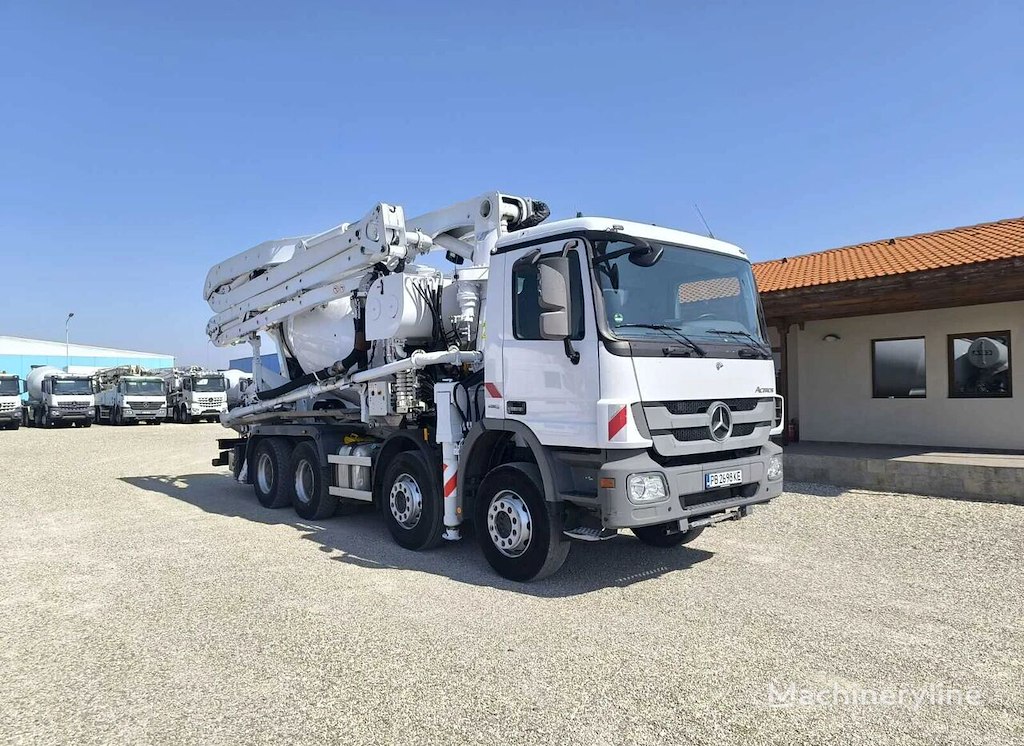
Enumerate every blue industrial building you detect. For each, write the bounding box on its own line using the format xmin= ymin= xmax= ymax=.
xmin=228 ymin=354 xmax=281 ymax=374
xmin=0 ymin=336 xmax=174 ymax=385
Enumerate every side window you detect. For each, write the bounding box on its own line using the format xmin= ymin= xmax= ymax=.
xmin=948 ymin=331 xmax=1012 ymax=398
xmin=512 ymin=249 xmax=585 ymax=341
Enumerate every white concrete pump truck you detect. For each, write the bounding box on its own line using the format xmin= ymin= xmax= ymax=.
xmin=93 ymin=366 xmax=167 ymax=425
xmin=155 ymin=367 xmax=228 ymax=423
xmin=207 ymin=191 xmax=784 ymax=581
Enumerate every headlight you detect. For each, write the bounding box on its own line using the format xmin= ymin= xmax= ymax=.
xmin=627 ymin=472 xmax=669 ymax=504
xmin=767 ymin=455 xmax=783 ymax=481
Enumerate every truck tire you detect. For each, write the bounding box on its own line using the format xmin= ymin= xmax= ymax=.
xmin=290 ymin=441 xmax=338 ymax=521
xmin=114 ymin=408 xmax=123 ymax=426
xmin=631 ymin=523 xmax=705 ymax=548
xmin=252 ymin=438 xmax=293 ymax=509
xmin=10 ymin=420 xmax=19 ymax=431
xmin=475 ymin=462 xmax=570 ymax=582
xmin=380 ymin=450 xmax=445 ymax=551
xmin=82 ymin=420 xmax=92 ymax=428
xmin=182 ymin=406 xmax=193 ymax=424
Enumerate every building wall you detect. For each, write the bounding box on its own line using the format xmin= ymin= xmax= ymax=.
xmin=228 ymin=354 xmax=281 ymax=374
xmin=0 ymin=354 xmax=175 ymax=388
xmin=791 ymin=300 xmax=1023 ymax=449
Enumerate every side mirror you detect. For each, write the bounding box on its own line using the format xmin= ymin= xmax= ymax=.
xmin=628 ymin=244 xmax=663 ymax=267
xmin=537 ymin=256 xmax=572 ymax=340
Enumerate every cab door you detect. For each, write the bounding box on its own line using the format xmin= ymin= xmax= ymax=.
xmin=499 ymin=239 xmax=601 ymax=447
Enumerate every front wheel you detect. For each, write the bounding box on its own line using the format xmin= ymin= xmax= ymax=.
xmin=379 ymin=450 xmax=445 ymax=550
xmin=475 ymin=463 xmax=570 ymax=582
xmin=631 ymin=523 xmax=705 ymax=548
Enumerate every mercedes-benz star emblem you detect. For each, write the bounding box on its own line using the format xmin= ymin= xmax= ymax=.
xmin=708 ymin=401 xmax=733 ymax=442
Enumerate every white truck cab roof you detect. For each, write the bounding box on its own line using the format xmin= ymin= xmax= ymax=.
xmin=497 ymin=216 xmax=749 ymax=262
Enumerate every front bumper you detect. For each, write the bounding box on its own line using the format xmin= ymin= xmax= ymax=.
xmin=1 ymin=410 xmax=21 ymax=423
xmin=123 ymin=410 xmax=165 ymax=420
xmin=51 ymin=409 xmax=93 ymax=421
xmin=598 ymin=441 xmax=783 ymax=529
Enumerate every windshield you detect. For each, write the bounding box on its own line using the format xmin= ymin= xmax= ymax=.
xmin=592 ymin=239 xmax=768 ymax=354
xmin=52 ymin=378 xmax=93 ymax=395
xmin=0 ymin=379 xmax=19 ymax=395
xmin=192 ymin=376 xmax=226 ymax=392
xmin=124 ymin=379 xmax=165 ymax=396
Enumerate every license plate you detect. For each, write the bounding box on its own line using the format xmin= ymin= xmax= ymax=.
xmin=705 ymin=469 xmax=742 ymax=489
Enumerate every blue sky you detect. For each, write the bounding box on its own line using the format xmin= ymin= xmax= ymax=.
xmin=2 ymin=1 xmax=1021 ymax=366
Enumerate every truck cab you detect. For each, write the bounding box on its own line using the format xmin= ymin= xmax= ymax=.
xmin=172 ymin=373 xmax=228 ymax=423
xmin=476 ymin=218 xmax=783 ymax=548
xmin=0 ymin=374 xmax=22 ymax=430
xmin=96 ymin=376 xmax=167 ymax=425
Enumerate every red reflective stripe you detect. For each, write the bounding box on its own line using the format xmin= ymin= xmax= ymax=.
xmin=484 ymin=382 xmax=502 ymax=398
xmin=608 ymin=406 xmax=628 ymax=440
xmin=444 ymin=473 xmax=458 ymax=497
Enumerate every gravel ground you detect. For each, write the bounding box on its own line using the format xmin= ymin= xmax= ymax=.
xmin=1 ymin=423 xmax=1021 ymax=745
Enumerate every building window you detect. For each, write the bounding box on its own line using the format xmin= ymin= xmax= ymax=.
xmin=948 ymin=331 xmax=1012 ymax=398
xmin=512 ymin=250 xmax=585 ymax=341
xmin=872 ymin=337 xmax=926 ymax=398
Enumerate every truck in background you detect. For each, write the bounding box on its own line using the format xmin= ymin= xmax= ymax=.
xmin=93 ymin=366 xmax=167 ymax=425
xmin=23 ymin=366 xmax=95 ymax=428
xmin=223 ymin=369 xmax=254 ymax=410
xmin=205 ymin=191 xmax=784 ymax=582
xmin=0 ymin=372 xmax=22 ymax=430
xmin=155 ymin=367 xmax=228 ymax=423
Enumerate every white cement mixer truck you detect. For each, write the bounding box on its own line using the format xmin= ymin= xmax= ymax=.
xmin=206 ymin=191 xmax=784 ymax=581
xmin=24 ymin=366 xmax=95 ymax=428
xmin=93 ymin=366 xmax=167 ymax=425
xmin=0 ymin=373 xmax=22 ymax=430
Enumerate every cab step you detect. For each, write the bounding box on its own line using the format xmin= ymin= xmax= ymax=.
xmin=563 ymin=527 xmax=618 ymax=542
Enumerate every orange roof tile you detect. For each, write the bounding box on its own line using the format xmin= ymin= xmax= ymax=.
xmin=753 ymin=216 xmax=1024 ymax=293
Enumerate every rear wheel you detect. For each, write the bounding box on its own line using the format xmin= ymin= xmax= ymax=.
xmin=631 ymin=523 xmax=705 ymax=548
xmin=290 ymin=441 xmax=338 ymax=520
xmin=380 ymin=451 xmax=445 ymax=550
xmin=252 ymin=438 xmax=293 ymax=508
xmin=475 ymin=463 xmax=570 ymax=582
xmin=182 ymin=406 xmax=193 ymax=424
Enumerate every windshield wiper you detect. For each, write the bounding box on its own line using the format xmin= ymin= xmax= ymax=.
xmin=704 ymin=329 xmax=772 ymax=358
xmin=615 ymin=324 xmax=706 ymax=357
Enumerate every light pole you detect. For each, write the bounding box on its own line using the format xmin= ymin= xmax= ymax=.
xmin=65 ymin=312 xmax=75 ymax=371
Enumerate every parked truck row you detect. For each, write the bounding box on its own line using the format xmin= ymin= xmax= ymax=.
xmin=205 ymin=190 xmax=785 ymax=582
xmin=0 ymin=366 xmax=250 ymax=428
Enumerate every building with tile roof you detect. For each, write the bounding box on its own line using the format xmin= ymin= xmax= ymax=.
xmin=754 ymin=217 xmax=1024 ymax=450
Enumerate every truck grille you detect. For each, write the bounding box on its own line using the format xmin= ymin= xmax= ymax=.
xmin=132 ymin=401 xmax=163 ymax=411
xmin=197 ymin=397 xmax=222 ymax=408
xmin=0 ymin=402 xmax=18 ymax=412
xmin=642 ymin=397 xmax=775 ymax=457
xmin=60 ymin=401 xmax=91 ymax=410
xmin=658 ymin=398 xmax=763 ymax=415
xmin=672 ymin=421 xmax=769 ymax=442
